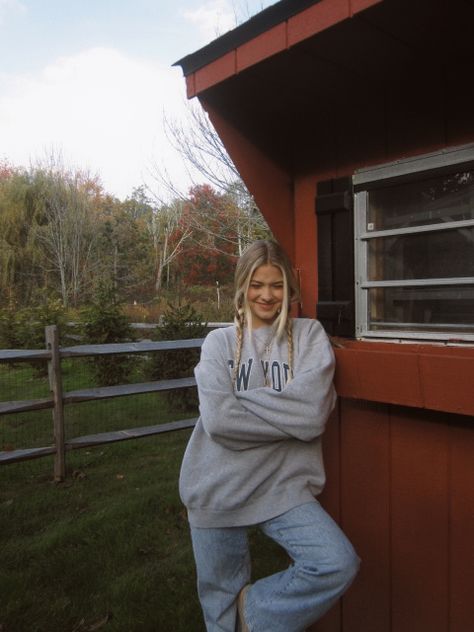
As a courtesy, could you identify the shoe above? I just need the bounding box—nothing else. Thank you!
[237,584,250,632]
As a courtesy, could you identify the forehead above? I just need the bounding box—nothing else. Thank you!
[250,264,284,282]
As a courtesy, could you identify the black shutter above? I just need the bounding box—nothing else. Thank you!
[315,176,355,337]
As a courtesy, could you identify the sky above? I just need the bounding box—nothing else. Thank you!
[0,0,276,200]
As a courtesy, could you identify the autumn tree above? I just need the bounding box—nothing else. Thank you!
[150,101,271,255]
[28,158,100,307]
[172,184,236,286]
[141,191,191,292]
[94,188,155,302]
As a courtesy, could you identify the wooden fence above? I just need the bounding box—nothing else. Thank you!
[0,325,204,481]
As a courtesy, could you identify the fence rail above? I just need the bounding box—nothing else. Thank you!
[0,326,204,479]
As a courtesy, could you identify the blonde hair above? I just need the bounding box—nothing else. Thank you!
[232,240,300,384]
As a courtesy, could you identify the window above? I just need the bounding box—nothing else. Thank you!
[354,144,474,342]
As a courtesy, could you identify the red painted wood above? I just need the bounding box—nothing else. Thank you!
[420,354,474,416]
[333,348,361,399]
[194,51,236,94]
[237,23,286,73]
[339,399,391,632]
[288,0,350,48]
[349,0,383,14]
[355,349,424,408]
[450,416,474,630]
[313,402,473,632]
[331,84,386,175]
[185,73,196,98]
[333,345,474,416]
[390,408,450,632]
[313,404,342,632]
[385,75,446,159]
[201,98,295,257]
[320,405,341,523]
[310,604,341,632]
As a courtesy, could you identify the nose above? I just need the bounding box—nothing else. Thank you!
[261,286,272,301]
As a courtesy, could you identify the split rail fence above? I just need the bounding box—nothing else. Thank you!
[0,325,204,481]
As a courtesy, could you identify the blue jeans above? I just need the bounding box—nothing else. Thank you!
[190,501,360,632]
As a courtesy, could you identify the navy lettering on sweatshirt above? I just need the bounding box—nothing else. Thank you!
[228,358,290,392]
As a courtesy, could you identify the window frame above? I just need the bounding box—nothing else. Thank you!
[353,143,474,343]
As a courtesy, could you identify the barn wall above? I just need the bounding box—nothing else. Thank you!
[309,400,474,632]
[292,69,474,632]
[294,60,474,315]
[199,90,474,630]
[187,13,474,631]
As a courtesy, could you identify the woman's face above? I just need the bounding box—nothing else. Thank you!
[246,264,284,328]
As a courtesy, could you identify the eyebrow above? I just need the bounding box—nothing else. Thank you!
[250,280,283,285]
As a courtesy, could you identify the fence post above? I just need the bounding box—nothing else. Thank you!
[46,325,66,481]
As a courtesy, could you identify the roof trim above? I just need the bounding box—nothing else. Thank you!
[173,0,322,75]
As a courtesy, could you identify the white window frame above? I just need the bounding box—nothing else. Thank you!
[353,143,474,343]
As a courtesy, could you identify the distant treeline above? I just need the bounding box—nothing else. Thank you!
[0,156,269,310]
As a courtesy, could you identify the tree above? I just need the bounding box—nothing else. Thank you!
[145,195,192,292]
[94,189,155,302]
[81,283,134,386]
[173,184,237,286]
[149,101,270,256]
[0,166,41,304]
[29,156,100,307]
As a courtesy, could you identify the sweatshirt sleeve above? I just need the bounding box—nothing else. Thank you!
[195,330,291,450]
[237,321,336,442]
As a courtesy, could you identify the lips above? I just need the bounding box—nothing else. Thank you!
[255,302,277,310]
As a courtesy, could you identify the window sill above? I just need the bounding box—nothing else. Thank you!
[333,339,474,416]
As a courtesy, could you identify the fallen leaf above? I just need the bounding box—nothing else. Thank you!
[88,613,112,630]
[72,470,87,480]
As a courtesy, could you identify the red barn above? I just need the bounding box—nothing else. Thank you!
[175,1,474,630]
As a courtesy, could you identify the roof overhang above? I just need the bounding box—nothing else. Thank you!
[174,0,474,175]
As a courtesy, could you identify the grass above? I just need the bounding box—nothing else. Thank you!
[0,364,290,632]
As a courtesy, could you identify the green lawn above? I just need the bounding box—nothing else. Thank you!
[0,365,289,632]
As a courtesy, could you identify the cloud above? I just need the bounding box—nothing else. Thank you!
[182,0,236,44]
[0,0,26,26]
[0,47,192,199]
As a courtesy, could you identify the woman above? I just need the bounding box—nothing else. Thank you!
[179,240,359,632]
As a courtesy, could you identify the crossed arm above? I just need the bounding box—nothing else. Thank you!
[195,332,336,451]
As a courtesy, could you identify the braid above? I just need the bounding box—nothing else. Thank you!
[233,310,245,386]
[286,317,294,381]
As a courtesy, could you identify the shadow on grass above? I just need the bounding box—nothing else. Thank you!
[1,432,290,632]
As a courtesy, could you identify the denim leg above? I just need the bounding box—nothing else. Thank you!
[244,501,360,632]
[191,525,251,632]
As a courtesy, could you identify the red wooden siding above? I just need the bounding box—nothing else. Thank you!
[310,400,474,632]
[184,0,383,97]
[236,23,286,73]
[201,99,296,258]
[333,343,474,417]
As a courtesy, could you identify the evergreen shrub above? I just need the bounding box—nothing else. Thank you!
[149,303,207,412]
[0,298,67,374]
[81,284,135,386]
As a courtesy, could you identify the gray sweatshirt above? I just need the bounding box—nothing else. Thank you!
[179,318,336,528]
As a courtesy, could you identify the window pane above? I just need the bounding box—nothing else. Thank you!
[367,169,474,231]
[368,227,474,280]
[368,285,474,333]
